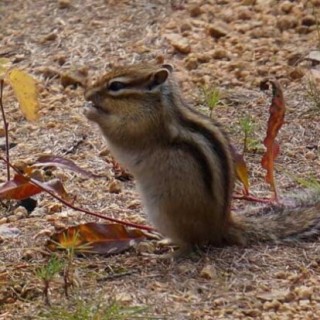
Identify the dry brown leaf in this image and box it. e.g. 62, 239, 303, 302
48, 222, 146, 255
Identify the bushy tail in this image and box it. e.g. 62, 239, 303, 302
228, 194, 320, 245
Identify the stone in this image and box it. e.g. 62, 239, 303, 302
307, 50, 320, 63
184, 55, 198, 70
297, 26, 312, 34
263, 300, 281, 311
276, 16, 298, 31
165, 34, 191, 54
301, 15, 316, 27
180, 22, 192, 32
42, 32, 57, 42
0, 225, 21, 238
242, 0, 256, 5
127, 199, 141, 209
108, 179, 122, 194
200, 264, 217, 279
58, 0, 71, 9
207, 22, 230, 38
237, 8, 252, 20
14, 206, 28, 219
197, 53, 211, 63
289, 67, 305, 80
280, 1, 293, 13
212, 48, 228, 59
189, 5, 202, 17
295, 286, 313, 300
60, 66, 88, 88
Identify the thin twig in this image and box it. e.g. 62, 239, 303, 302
0, 156, 155, 232
97, 270, 135, 281
43, 280, 51, 306
0, 80, 10, 180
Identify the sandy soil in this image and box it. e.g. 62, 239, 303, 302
1, 0, 320, 319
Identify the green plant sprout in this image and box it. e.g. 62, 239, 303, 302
36, 254, 64, 306
305, 76, 320, 111
54, 230, 92, 298
38, 298, 160, 320
239, 115, 258, 154
295, 176, 320, 191
201, 86, 221, 117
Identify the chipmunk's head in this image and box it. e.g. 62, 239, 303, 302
83, 63, 174, 144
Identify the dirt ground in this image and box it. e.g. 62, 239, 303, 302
1, 0, 320, 319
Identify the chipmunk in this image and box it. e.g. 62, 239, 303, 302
83, 63, 320, 257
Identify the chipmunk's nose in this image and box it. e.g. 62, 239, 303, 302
84, 88, 94, 101
83, 101, 94, 109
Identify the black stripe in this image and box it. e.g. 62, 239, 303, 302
171, 140, 213, 195
174, 108, 232, 212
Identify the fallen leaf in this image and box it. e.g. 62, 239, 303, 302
8, 68, 39, 121
260, 79, 286, 200
0, 174, 70, 201
0, 174, 42, 200
48, 222, 146, 255
33, 155, 103, 178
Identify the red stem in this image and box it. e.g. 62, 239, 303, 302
0, 80, 10, 180
233, 193, 274, 204
0, 156, 155, 232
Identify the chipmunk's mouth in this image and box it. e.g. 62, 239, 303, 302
84, 101, 100, 110
83, 101, 109, 119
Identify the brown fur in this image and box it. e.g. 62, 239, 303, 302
83, 63, 320, 254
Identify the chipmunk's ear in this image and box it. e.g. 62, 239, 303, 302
161, 64, 174, 73
148, 68, 170, 90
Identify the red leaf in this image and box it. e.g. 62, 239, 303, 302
0, 174, 42, 200
0, 174, 71, 201
41, 178, 72, 201
33, 155, 103, 178
260, 79, 286, 199
48, 222, 146, 255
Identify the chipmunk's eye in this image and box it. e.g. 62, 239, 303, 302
108, 81, 126, 92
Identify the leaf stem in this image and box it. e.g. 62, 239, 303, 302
233, 193, 274, 204
0, 156, 155, 232
0, 80, 10, 180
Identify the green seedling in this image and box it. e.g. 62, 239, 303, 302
239, 115, 257, 154
201, 86, 221, 117
36, 254, 64, 305
305, 76, 320, 111
54, 230, 91, 298
39, 298, 158, 320
295, 176, 320, 191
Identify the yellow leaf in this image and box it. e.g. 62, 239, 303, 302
235, 160, 250, 195
0, 58, 11, 80
8, 69, 39, 121
230, 145, 250, 195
